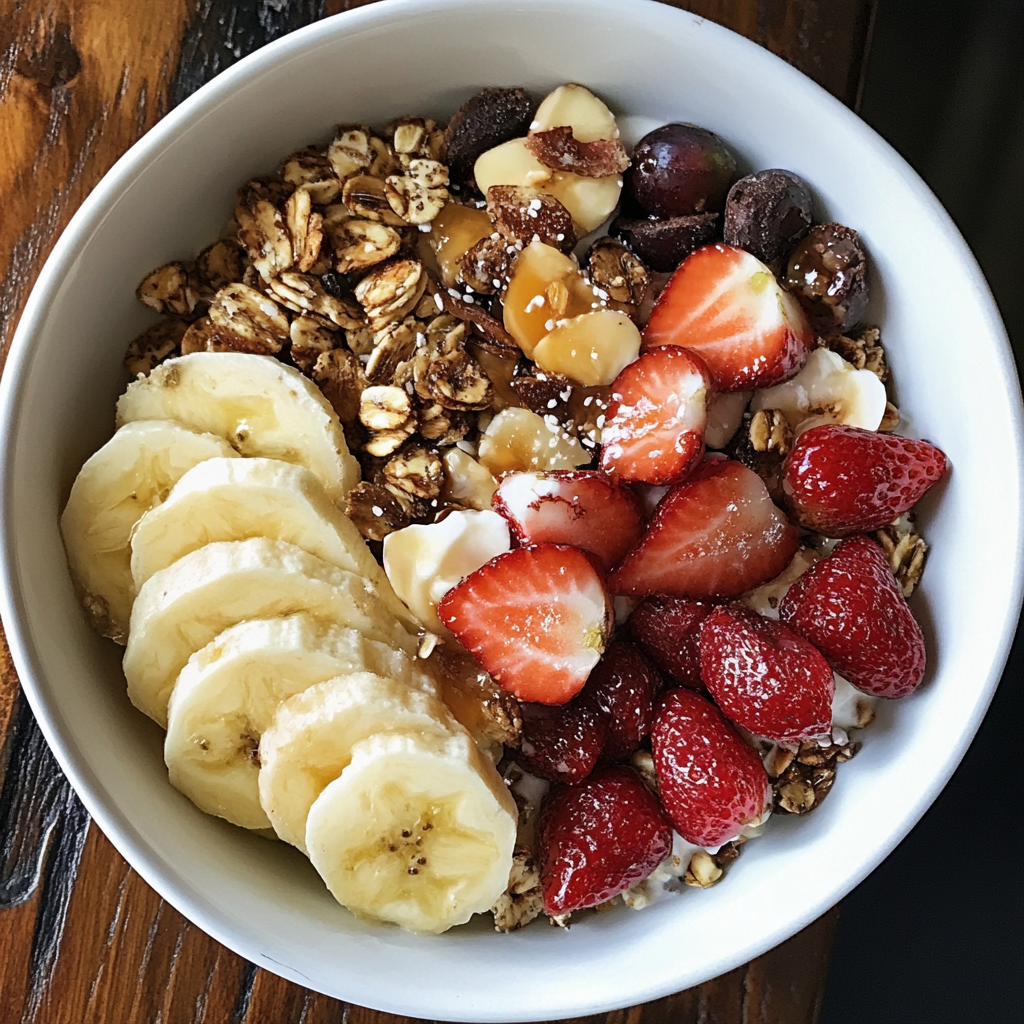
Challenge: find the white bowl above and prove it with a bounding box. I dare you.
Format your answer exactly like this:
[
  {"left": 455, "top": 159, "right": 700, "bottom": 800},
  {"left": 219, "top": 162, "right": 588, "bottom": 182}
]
[{"left": 1, "top": 0, "right": 1021, "bottom": 1018}]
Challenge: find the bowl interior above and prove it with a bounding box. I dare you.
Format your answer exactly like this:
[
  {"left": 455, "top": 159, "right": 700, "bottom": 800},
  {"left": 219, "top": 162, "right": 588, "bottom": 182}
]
[{"left": 1, "top": 0, "right": 1021, "bottom": 1019}]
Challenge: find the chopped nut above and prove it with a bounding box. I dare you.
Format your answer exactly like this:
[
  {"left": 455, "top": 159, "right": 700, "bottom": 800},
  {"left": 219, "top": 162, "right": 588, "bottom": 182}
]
[
  {"left": 824, "top": 324, "right": 888, "bottom": 383},
  {"left": 284, "top": 188, "right": 325, "bottom": 273},
  {"left": 683, "top": 850, "right": 723, "bottom": 888},
  {"left": 749, "top": 408, "right": 793, "bottom": 454},
  {"left": 124, "top": 318, "right": 188, "bottom": 376},
  {"left": 331, "top": 218, "right": 402, "bottom": 274},
  {"left": 365, "top": 319, "right": 420, "bottom": 384},
  {"left": 525, "top": 125, "right": 631, "bottom": 177},
  {"left": 195, "top": 239, "right": 246, "bottom": 297},
  {"left": 207, "top": 283, "right": 289, "bottom": 354},
  {"left": 383, "top": 445, "right": 444, "bottom": 502},
  {"left": 764, "top": 744, "right": 798, "bottom": 780},
  {"left": 136, "top": 262, "right": 201, "bottom": 317},
  {"left": 491, "top": 849, "right": 543, "bottom": 933},
  {"left": 875, "top": 520, "right": 929, "bottom": 597},
  {"left": 510, "top": 362, "right": 573, "bottom": 420},
  {"left": 360, "top": 385, "right": 415, "bottom": 431},
  {"left": 385, "top": 159, "right": 450, "bottom": 225},
  {"left": 878, "top": 401, "right": 901, "bottom": 432},
  {"left": 413, "top": 315, "right": 494, "bottom": 411},
  {"left": 311, "top": 348, "right": 367, "bottom": 422},
  {"left": 342, "top": 174, "right": 407, "bottom": 226},
  {"left": 354, "top": 259, "right": 428, "bottom": 329},
  {"left": 437, "top": 289, "right": 519, "bottom": 354},
  {"left": 772, "top": 739, "right": 853, "bottom": 815},
  {"left": 724, "top": 411, "right": 788, "bottom": 503},
  {"left": 586, "top": 237, "right": 649, "bottom": 316},
  {"left": 289, "top": 315, "right": 339, "bottom": 373},
  {"left": 486, "top": 185, "right": 576, "bottom": 252},
  {"left": 458, "top": 236, "right": 512, "bottom": 295},
  {"left": 267, "top": 272, "right": 363, "bottom": 328},
  {"left": 345, "top": 481, "right": 412, "bottom": 541}
]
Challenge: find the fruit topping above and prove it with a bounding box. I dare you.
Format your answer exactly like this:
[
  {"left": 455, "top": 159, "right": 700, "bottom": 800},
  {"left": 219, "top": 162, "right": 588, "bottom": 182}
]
[
  {"left": 723, "top": 169, "right": 813, "bottom": 267},
  {"left": 784, "top": 222, "right": 869, "bottom": 334},
  {"left": 518, "top": 694, "right": 608, "bottom": 784},
  {"left": 530, "top": 83, "right": 620, "bottom": 143},
  {"left": 538, "top": 765, "right": 672, "bottom": 915},
  {"left": 643, "top": 244, "right": 814, "bottom": 392},
  {"left": 609, "top": 459, "right": 799, "bottom": 600},
  {"left": 437, "top": 543, "right": 612, "bottom": 705},
  {"left": 698, "top": 605, "right": 834, "bottom": 743},
  {"left": 477, "top": 407, "right": 590, "bottom": 476},
  {"left": 492, "top": 470, "right": 644, "bottom": 572},
  {"left": 444, "top": 86, "right": 536, "bottom": 188},
  {"left": 532, "top": 309, "right": 642, "bottom": 387},
  {"left": 600, "top": 345, "right": 712, "bottom": 484},
  {"left": 610, "top": 210, "right": 718, "bottom": 273},
  {"left": 586, "top": 640, "right": 662, "bottom": 760},
  {"left": 779, "top": 535, "right": 927, "bottom": 699},
  {"left": 652, "top": 687, "right": 771, "bottom": 847},
  {"left": 623, "top": 123, "right": 736, "bottom": 218},
  {"left": 427, "top": 202, "right": 495, "bottom": 288},
  {"left": 627, "top": 596, "right": 715, "bottom": 687},
  {"left": 782, "top": 423, "right": 948, "bottom": 535}
]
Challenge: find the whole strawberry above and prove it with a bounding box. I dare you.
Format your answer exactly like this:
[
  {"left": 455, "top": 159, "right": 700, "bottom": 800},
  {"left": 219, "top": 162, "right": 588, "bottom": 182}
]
[
  {"left": 627, "top": 595, "right": 715, "bottom": 687},
  {"left": 587, "top": 641, "right": 663, "bottom": 761},
  {"left": 538, "top": 766, "right": 672, "bottom": 916},
  {"left": 652, "top": 688, "right": 770, "bottom": 847},
  {"left": 699, "top": 605, "right": 834, "bottom": 743},
  {"left": 519, "top": 697, "right": 609, "bottom": 785},
  {"left": 782, "top": 424, "right": 948, "bottom": 535},
  {"left": 779, "top": 535, "right": 926, "bottom": 698}
]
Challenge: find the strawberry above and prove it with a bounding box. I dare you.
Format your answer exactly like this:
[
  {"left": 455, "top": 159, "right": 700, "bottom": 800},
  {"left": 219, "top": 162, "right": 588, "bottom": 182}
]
[
  {"left": 652, "top": 687, "right": 771, "bottom": 847},
  {"left": 538, "top": 766, "right": 672, "bottom": 915},
  {"left": 698, "top": 605, "right": 834, "bottom": 742},
  {"left": 599, "top": 346, "right": 712, "bottom": 485},
  {"left": 519, "top": 696, "right": 609, "bottom": 784},
  {"left": 782, "top": 424, "right": 948, "bottom": 535},
  {"left": 779, "top": 534, "right": 926, "bottom": 698},
  {"left": 627, "top": 595, "right": 715, "bottom": 687},
  {"left": 437, "top": 543, "right": 611, "bottom": 705},
  {"left": 609, "top": 458, "right": 799, "bottom": 600},
  {"left": 642, "top": 244, "right": 813, "bottom": 391},
  {"left": 492, "top": 470, "right": 644, "bottom": 573},
  {"left": 587, "top": 641, "right": 663, "bottom": 761}
]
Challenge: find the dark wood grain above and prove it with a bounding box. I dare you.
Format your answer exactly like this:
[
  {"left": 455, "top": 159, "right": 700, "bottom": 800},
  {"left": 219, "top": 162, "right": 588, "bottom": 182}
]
[{"left": 0, "top": 1, "right": 872, "bottom": 1020}]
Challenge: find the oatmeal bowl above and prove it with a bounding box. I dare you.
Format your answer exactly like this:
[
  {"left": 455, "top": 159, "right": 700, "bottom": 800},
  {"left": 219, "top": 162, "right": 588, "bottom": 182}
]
[{"left": 1, "top": 0, "right": 1021, "bottom": 1018}]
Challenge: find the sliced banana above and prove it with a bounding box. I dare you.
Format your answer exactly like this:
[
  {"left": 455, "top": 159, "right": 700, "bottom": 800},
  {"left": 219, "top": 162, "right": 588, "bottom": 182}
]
[
  {"left": 124, "top": 537, "right": 417, "bottom": 727},
  {"left": 165, "top": 615, "right": 432, "bottom": 830},
  {"left": 258, "top": 671, "right": 458, "bottom": 852},
  {"left": 115, "top": 352, "right": 359, "bottom": 504},
  {"left": 129, "top": 456, "right": 419, "bottom": 631},
  {"left": 60, "top": 420, "right": 238, "bottom": 643},
  {"left": 304, "top": 730, "right": 517, "bottom": 933}
]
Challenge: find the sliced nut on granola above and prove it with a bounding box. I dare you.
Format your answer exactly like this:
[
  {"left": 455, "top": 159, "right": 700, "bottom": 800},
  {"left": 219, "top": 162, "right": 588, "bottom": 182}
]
[
  {"left": 124, "top": 319, "right": 188, "bottom": 376},
  {"left": 235, "top": 181, "right": 293, "bottom": 279},
  {"left": 345, "top": 480, "right": 412, "bottom": 541},
  {"left": 284, "top": 188, "right": 325, "bottom": 273},
  {"left": 289, "top": 315, "right": 339, "bottom": 373},
  {"left": 385, "top": 159, "right": 450, "bottom": 225},
  {"left": 486, "top": 185, "right": 576, "bottom": 252},
  {"left": 354, "top": 258, "right": 428, "bottom": 329},
  {"left": 413, "top": 316, "right": 493, "bottom": 411},
  {"left": 331, "top": 218, "right": 402, "bottom": 274},
  {"left": 342, "top": 174, "right": 407, "bottom": 226},
  {"left": 437, "top": 289, "right": 519, "bottom": 354},
  {"left": 586, "top": 237, "right": 649, "bottom": 316},
  {"left": 136, "top": 262, "right": 200, "bottom": 316},
  {"left": 365, "top": 318, "right": 420, "bottom": 384},
  {"left": 509, "top": 363, "right": 574, "bottom": 419},
  {"left": 772, "top": 739, "right": 854, "bottom": 814},
  {"left": 312, "top": 348, "right": 367, "bottom": 422},
  {"left": 876, "top": 519, "right": 928, "bottom": 597},
  {"left": 491, "top": 849, "right": 543, "bottom": 933},
  {"left": 267, "top": 272, "right": 363, "bottom": 328},
  {"left": 195, "top": 239, "right": 246, "bottom": 297},
  {"left": 525, "top": 125, "right": 630, "bottom": 178},
  {"left": 207, "top": 283, "right": 289, "bottom": 354},
  {"left": 458, "top": 236, "right": 512, "bottom": 295}
]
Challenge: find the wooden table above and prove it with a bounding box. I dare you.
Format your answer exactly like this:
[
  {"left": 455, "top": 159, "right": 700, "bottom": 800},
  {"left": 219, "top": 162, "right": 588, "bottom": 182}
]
[{"left": 0, "top": 2, "right": 875, "bottom": 1021}]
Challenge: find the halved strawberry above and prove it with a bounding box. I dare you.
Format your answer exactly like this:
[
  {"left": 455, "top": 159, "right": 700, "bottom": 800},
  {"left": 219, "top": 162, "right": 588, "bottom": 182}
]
[
  {"left": 492, "top": 471, "right": 644, "bottom": 573},
  {"left": 642, "top": 244, "right": 813, "bottom": 391},
  {"left": 609, "top": 458, "right": 799, "bottom": 600},
  {"left": 599, "top": 346, "right": 712, "bottom": 485},
  {"left": 437, "top": 544, "right": 612, "bottom": 705}
]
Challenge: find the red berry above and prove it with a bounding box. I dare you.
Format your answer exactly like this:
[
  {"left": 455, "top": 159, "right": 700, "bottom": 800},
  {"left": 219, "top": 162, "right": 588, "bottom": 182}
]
[
  {"left": 437, "top": 544, "right": 611, "bottom": 705},
  {"left": 492, "top": 470, "right": 644, "bottom": 573},
  {"left": 782, "top": 424, "right": 948, "bottom": 536},
  {"left": 518, "top": 696, "right": 609, "bottom": 784},
  {"left": 698, "top": 606, "right": 834, "bottom": 742},
  {"left": 538, "top": 766, "right": 672, "bottom": 915},
  {"left": 609, "top": 459, "right": 799, "bottom": 600},
  {"left": 600, "top": 346, "right": 712, "bottom": 485},
  {"left": 642, "top": 244, "right": 813, "bottom": 391},
  {"left": 779, "top": 535, "right": 926, "bottom": 699},
  {"left": 652, "top": 688, "right": 771, "bottom": 847},
  {"left": 627, "top": 595, "right": 714, "bottom": 687},
  {"left": 586, "top": 641, "right": 663, "bottom": 761}
]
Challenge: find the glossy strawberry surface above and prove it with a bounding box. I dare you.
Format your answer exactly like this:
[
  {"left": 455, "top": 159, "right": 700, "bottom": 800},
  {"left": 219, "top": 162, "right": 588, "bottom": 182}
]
[
  {"left": 627, "top": 595, "right": 715, "bottom": 687},
  {"left": 779, "top": 535, "right": 926, "bottom": 698},
  {"left": 609, "top": 459, "right": 799, "bottom": 599},
  {"left": 642, "top": 244, "right": 813, "bottom": 391},
  {"left": 519, "top": 696, "right": 609, "bottom": 784},
  {"left": 782, "top": 423, "right": 948, "bottom": 536},
  {"left": 652, "top": 687, "right": 771, "bottom": 847},
  {"left": 587, "top": 640, "right": 663, "bottom": 761},
  {"left": 538, "top": 766, "right": 672, "bottom": 915},
  {"left": 600, "top": 345, "right": 711, "bottom": 485},
  {"left": 698, "top": 605, "right": 834, "bottom": 742}
]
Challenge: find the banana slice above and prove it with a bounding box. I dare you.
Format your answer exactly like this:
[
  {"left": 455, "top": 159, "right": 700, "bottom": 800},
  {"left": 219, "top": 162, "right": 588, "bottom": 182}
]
[
  {"left": 130, "top": 457, "right": 419, "bottom": 631},
  {"left": 257, "top": 672, "right": 457, "bottom": 852},
  {"left": 60, "top": 420, "right": 238, "bottom": 643},
  {"left": 124, "top": 537, "right": 417, "bottom": 727},
  {"left": 304, "top": 730, "right": 517, "bottom": 934},
  {"left": 165, "top": 614, "right": 433, "bottom": 830},
  {"left": 115, "top": 352, "right": 359, "bottom": 504}
]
